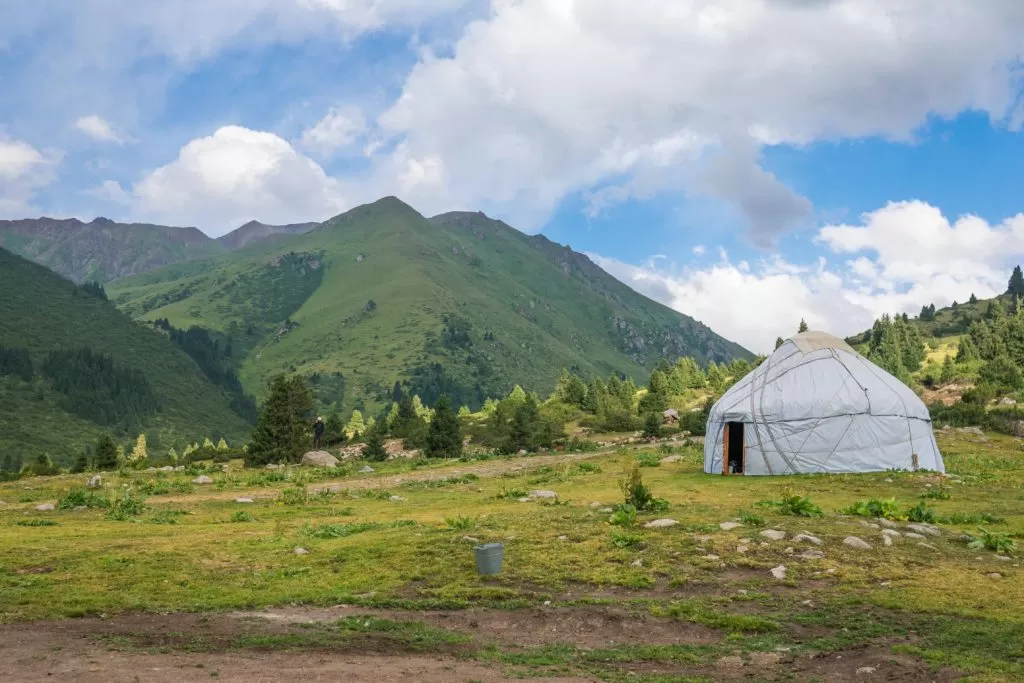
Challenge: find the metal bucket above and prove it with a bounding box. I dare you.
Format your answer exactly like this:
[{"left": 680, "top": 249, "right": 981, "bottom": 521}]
[{"left": 473, "top": 543, "right": 504, "bottom": 575}]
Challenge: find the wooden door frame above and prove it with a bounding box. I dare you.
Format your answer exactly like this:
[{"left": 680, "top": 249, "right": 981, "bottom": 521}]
[{"left": 723, "top": 422, "right": 746, "bottom": 475}]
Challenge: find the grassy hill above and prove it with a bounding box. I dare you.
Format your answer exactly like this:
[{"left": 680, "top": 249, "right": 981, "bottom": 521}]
[
  {"left": 108, "top": 197, "right": 750, "bottom": 415},
  {"left": 217, "top": 220, "right": 320, "bottom": 250},
  {"left": 0, "top": 248, "right": 252, "bottom": 465}
]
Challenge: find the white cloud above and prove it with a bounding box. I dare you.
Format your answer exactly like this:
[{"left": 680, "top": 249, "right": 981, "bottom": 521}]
[
  {"left": 132, "top": 125, "right": 348, "bottom": 235},
  {"left": 301, "top": 107, "right": 367, "bottom": 156},
  {"left": 73, "top": 115, "right": 126, "bottom": 144},
  {"left": 365, "top": 0, "right": 1024, "bottom": 238},
  {"left": 85, "top": 180, "right": 132, "bottom": 205},
  {"left": 0, "top": 136, "right": 59, "bottom": 217},
  {"left": 591, "top": 201, "right": 1024, "bottom": 354}
]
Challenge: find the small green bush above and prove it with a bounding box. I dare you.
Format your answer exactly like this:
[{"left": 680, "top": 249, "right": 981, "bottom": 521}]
[
  {"left": 966, "top": 528, "right": 1017, "bottom": 555},
  {"left": 15, "top": 519, "right": 58, "bottom": 527},
  {"left": 756, "top": 492, "right": 823, "bottom": 517},
  {"left": 621, "top": 461, "right": 669, "bottom": 512},
  {"left": 444, "top": 515, "right": 475, "bottom": 531},
  {"left": 841, "top": 497, "right": 902, "bottom": 520},
  {"left": 738, "top": 510, "right": 766, "bottom": 526},
  {"left": 58, "top": 488, "right": 107, "bottom": 510},
  {"left": 610, "top": 529, "right": 644, "bottom": 549},
  {"left": 609, "top": 504, "right": 638, "bottom": 527},
  {"left": 106, "top": 490, "right": 147, "bottom": 520},
  {"left": 906, "top": 501, "right": 936, "bottom": 523},
  {"left": 230, "top": 511, "right": 254, "bottom": 523}
]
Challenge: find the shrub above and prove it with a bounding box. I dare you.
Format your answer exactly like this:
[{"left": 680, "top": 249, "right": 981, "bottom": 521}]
[
  {"left": 906, "top": 501, "right": 937, "bottom": 523},
  {"left": 561, "top": 437, "right": 599, "bottom": 453},
  {"left": 230, "top": 511, "right": 254, "bottom": 523},
  {"left": 636, "top": 452, "right": 661, "bottom": 468},
  {"left": 148, "top": 509, "right": 186, "bottom": 524},
  {"left": 738, "top": 510, "right": 766, "bottom": 526},
  {"left": 922, "top": 486, "right": 951, "bottom": 500},
  {"left": 496, "top": 487, "right": 528, "bottom": 500},
  {"left": 642, "top": 412, "right": 662, "bottom": 438},
  {"left": 15, "top": 519, "right": 58, "bottom": 527},
  {"left": 620, "top": 461, "right": 669, "bottom": 513},
  {"left": 966, "top": 528, "right": 1017, "bottom": 555},
  {"left": 106, "top": 490, "right": 147, "bottom": 520},
  {"left": 444, "top": 515, "right": 475, "bottom": 531},
  {"left": 841, "top": 497, "right": 901, "bottom": 520},
  {"left": 58, "top": 487, "right": 107, "bottom": 510},
  {"left": 756, "top": 492, "right": 823, "bottom": 517},
  {"left": 610, "top": 529, "right": 644, "bottom": 549},
  {"left": 609, "top": 504, "right": 638, "bottom": 527}
]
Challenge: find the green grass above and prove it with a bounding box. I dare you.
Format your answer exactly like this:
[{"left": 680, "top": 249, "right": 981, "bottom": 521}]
[
  {"left": 108, "top": 198, "right": 750, "bottom": 413},
  {"left": 0, "top": 432, "right": 1022, "bottom": 679},
  {"left": 0, "top": 247, "right": 251, "bottom": 466}
]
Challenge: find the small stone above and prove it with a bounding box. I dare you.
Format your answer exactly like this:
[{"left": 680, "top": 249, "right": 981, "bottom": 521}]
[
  {"left": 906, "top": 523, "right": 940, "bottom": 537},
  {"left": 759, "top": 542, "right": 770, "bottom": 548},
  {"left": 589, "top": 502, "right": 603, "bottom": 508},
  {"left": 517, "top": 497, "right": 530, "bottom": 503},
  {"left": 517, "top": 449, "right": 528, "bottom": 455},
  {"left": 792, "top": 533, "right": 822, "bottom": 545},
  {"left": 174, "top": 466, "right": 185, "bottom": 471},
  {"left": 644, "top": 518, "right": 679, "bottom": 529},
  {"left": 843, "top": 536, "right": 872, "bottom": 550},
  {"left": 802, "top": 599, "right": 814, "bottom": 606},
  {"left": 528, "top": 490, "right": 558, "bottom": 499},
  {"left": 719, "top": 521, "right": 743, "bottom": 531},
  {"left": 917, "top": 542, "right": 939, "bottom": 550},
  {"left": 739, "top": 537, "right": 752, "bottom": 543},
  {"left": 799, "top": 550, "right": 825, "bottom": 560},
  {"left": 86, "top": 474, "right": 103, "bottom": 489},
  {"left": 265, "top": 463, "right": 281, "bottom": 470},
  {"left": 881, "top": 529, "right": 901, "bottom": 537},
  {"left": 389, "top": 495, "right": 406, "bottom": 501},
  {"left": 859, "top": 520, "right": 880, "bottom": 529},
  {"left": 159, "top": 466, "right": 174, "bottom": 472},
  {"left": 904, "top": 532, "right": 926, "bottom": 540},
  {"left": 883, "top": 536, "right": 893, "bottom": 547},
  {"left": 986, "top": 572, "right": 1002, "bottom": 579},
  {"left": 701, "top": 554, "right": 720, "bottom": 561},
  {"left": 770, "top": 565, "right": 787, "bottom": 579},
  {"left": 557, "top": 535, "right": 569, "bottom": 541},
  {"left": 235, "top": 497, "right": 254, "bottom": 504},
  {"left": 359, "top": 466, "right": 375, "bottom": 473},
  {"left": 631, "top": 559, "right": 644, "bottom": 567},
  {"left": 462, "top": 536, "right": 481, "bottom": 543},
  {"left": 660, "top": 455, "right": 683, "bottom": 463},
  {"left": 598, "top": 507, "right": 613, "bottom": 513},
  {"left": 995, "top": 555, "right": 1012, "bottom": 561},
  {"left": 736, "top": 545, "right": 750, "bottom": 553},
  {"left": 192, "top": 475, "right": 213, "bottom": 485},
  {"left": 293, "top": 547, "right": 310, "bottom": 555},
  {"left": 877, "top": 518, "right": 898, "bottom": 529},
  {"left": 34, "top": 503, "right": 55, "bottom": 511},
  {"left": 884, "top": 477, "right": 894, "bottom": 482},
  {"left": 760, "top": 529, "right": 786, "bottom": 541},
  {"left": 783, "top": 546, "right": 794, "bottom": 554},
  {"left": 856, "top": 667, "right": 877, "bottom": 675}
]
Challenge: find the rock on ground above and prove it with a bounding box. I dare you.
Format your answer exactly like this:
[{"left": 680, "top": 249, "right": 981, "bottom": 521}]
[
  {"left": 792, "top": 533, "right": 822, "bottom": 545},
  {"left": 86, "top": 475, "right": 102, "bottom": 489},
  {"left": 719, "top": 521, "right": 743, "bottom": 531},
  {"left": 300, "top": 451, "right": 339, "bottom": 468},
  {"left": 293, "top": 547, "right": 310, "bottom": 555},
  {"left": 843, "top": 536, "right": 872, "bottom": 550},
  {"left": 881, "top": 529, "right": 901, "bottom": 537},
  {"left": 799, "top": 550, "right": 825, "bottom": 560},
  {"left": 760, "top": 529, "right": 786, "bottom": 541},
  {"left": 528, "top": 490, "right": 558, "bottom": 499},
  {"left": 34, "top": 503, "right": 55, "bottom": 511},
  {"left": 660, "top": 455, "right": 683, "bottom": 463},
  {"left": 770, "top": 565, "right": 787, "bottom": 579},
  {"left": 904, "top": 532, "right": 926, "bottom": 540},
  {"left": 235, "top": 498, "right": 254, "bottom": 504},
  {"left": 192, "top": 475, "right": 213, "bottom": 485},
  {"left": 856, "top": 667, "right": 877, "bottom": 675},
  {"left": 906, "top": 523, "right": 941, "bottom": 537},
  {"left": 644, "top": 518, "right": 679, "bottom": 529},
  {"left": 359, "top": 466, "right": 375, "bottom": 473}
]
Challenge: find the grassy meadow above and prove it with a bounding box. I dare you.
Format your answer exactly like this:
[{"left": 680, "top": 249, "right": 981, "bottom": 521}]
[{"left": 0, "top": 431, "right": 1021, "bottom": 681}]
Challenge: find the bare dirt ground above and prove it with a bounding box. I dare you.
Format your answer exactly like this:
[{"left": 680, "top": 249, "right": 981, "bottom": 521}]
[{"left": 0, "top": 606, "right": 958, "bottom": 683}]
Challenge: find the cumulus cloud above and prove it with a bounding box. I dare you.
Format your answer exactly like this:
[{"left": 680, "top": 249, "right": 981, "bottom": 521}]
[
  {"left": 591, "top": 201, "right": 1024, "bottom": 353},
  {"left": 301, "top": 106, "right": 368, "bottom": 156},
  {"left": 0, "top": 136, "right": 59, "bottom": 217},
  {"left": 73, "top": 115, "right": 126, "bottom": 144},
  {"left": 132, "top": 126, "right": 348, "bottom": 235},
  {"left": 364, "top": 0, "right": 1024, "bottom": 236},
  {"left": 85, "top": 180, "right": 132, "bottom": 205}
]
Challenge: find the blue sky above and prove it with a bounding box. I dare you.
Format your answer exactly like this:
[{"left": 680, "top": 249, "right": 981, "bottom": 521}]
[{"left": 4, "top": 1, "right": 1024, "bottom": 352}]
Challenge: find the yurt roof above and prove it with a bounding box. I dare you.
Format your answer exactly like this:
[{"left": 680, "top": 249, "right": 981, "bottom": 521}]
[{"left": 788, "top": 330, "right": 856, "bottom": 355}]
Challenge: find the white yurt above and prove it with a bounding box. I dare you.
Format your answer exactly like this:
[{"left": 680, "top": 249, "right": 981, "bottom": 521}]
[{"left": 704, "top": 331, "right": 943, "bottom": 476}]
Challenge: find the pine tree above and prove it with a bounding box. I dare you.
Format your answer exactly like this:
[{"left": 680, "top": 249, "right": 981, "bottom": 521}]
[
  {"left": 168, "top": 447, "right": 179, "bottom": 463},
  {"left": 346, "top": 410, "right": 366, "bottom": 438},
  {"left": 774, "top": 337, "right": 784, "bottom": 350},
  {"left": 642, "top": 412, "right": 662, "bottom": 438},
  {"left": 129, "top": 434, "right": 148, "bottom": 464},
  {"left": 94, "top": 435, "right": 118, "bottom": 471},
  {"left": 217, "top": 438, "right": 229, "bottom": 450},
  {"left": 425, "top": 395, "right": 463, "bottom": 459},
  {"left": 361, "top": 424, "right": 388, "bottom": 461},
  {"left": 1008, "top": 265, "right": 1024, "bottom": 296},
  {"left": 458, "top": 405, "right": 471, "bottom": 418},
  {"left": 202, "top": 437, "right": 215, "bottom": 450},
  {"left": 115, "top": 445, "right": 125, "bottom": 467},
  {"left": 71, "top": 452, "right": 89, "bottom": 474},
  {"left": 245, "top": 374, "right": 314, "bottom": 466},
  {"left": 940, "top": 355, "right": 956, "bottom": 383},
  {"left": 504, "top": 394, "right": 540, "bottom": 454},
  {"left": 798, "top": 319, "right": 809, "bottom": 333},
  {"left": 969, "top": 293, "right": 978, "bottom": 304},
  {"left": 324, "top": 413, "right": 346, "bottom": 445},
  {"left": 1, "top": 454, "right": 11, "bottom": 472}
]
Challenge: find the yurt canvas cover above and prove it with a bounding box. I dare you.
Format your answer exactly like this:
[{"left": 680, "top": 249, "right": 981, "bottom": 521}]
[{"left": 704, "top": 331, "right": 943, "bottom": 475}]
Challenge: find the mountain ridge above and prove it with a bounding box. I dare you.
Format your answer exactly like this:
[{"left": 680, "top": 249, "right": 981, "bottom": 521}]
[{"left": 108, "top": 196, "right": 751, "bottom": 416}]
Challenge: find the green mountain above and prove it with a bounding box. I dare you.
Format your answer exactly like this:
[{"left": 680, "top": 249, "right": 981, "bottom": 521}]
[
  {"left": 217, "top": 220, "right": 320, "bottom": 250},
  {"left": 0, "top": 217, "right": 225, "bottom": 284},
  {"left": 0, "top": 247, "right": 252, "bottom": 466},
  {"left": 107, "top": 197, "right": 751, "bottom": 415}
]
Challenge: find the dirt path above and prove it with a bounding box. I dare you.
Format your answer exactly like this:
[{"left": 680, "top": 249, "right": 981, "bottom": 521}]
[
  {"left": 0, "top": 605, "right": 957, "bottom": 683},
  {"left": 162, "top": 449, "right": 624, "bottom": 504}
]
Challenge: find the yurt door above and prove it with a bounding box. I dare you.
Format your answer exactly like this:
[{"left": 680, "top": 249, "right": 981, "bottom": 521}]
[{"left": 724, "top": 422, "right": 745, "bottom": 475}]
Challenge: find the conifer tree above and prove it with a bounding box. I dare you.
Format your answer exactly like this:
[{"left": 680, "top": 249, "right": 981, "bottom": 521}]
[
  {"left": 1008, "top": 265, "right": 1024, "bottom": 296},
  {"left": 642, "top": 412, "right": 662, "bottom": 439},
  {"left": 94, "top": 435, "right": 118, "bottom": 471},
  {"left": 425, "top": 395, "right": 463, "bottom": 459},
  {"left": 71, "top": 452, "right": 89, "bottom": 474},
  {"left": 346, "top": 410, "right": 366, "bottom": 438},
  {"left": 361, "top": 424, "right": 388, "bottom": 461},
  {"left": 129, "top": 434, "right": 148, "bottom": 464},
  {"left": 246, "top": 374, "right": 314, "bottom": 466},
  {"left": 168, "top": 447, "right": 179, "bottom": 463},
  {"left": 969, "top": 293, "right": 978, "bottom": 304},
  {"left": 798, "top": 319, "right": 809, "bottom": 333},
  {"left": 775, "top": 337, "right": 784, "bottom": 350},
  {"left": 217, "top": 438, "right": 229, "bottom": 450}
]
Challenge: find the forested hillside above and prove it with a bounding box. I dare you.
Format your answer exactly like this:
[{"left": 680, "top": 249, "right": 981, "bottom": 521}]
[{"left": 0, "top": 248, "right": 252, "bottom": 467}]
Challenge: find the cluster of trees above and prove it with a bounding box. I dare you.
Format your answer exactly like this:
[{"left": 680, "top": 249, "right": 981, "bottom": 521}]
[
  {"left": 40, "top": 347, "right": 159, "bottom": 429},
  {"left": 0, "top": 345, "right": 33, "bottom": 382},
  {"left": 946, "top": 298, "right": 1024, "bottom": 401},
  {"left": 151, "top": 319, "right": 258, "bottom": 423},
  {"left": 865, "top": 314, "right": 927, "bottom": 383}
]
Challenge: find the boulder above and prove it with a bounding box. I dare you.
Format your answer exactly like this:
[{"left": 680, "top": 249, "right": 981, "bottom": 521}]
[
  {"left": 359, "top": 465, "right": 375, "bottom": 473},
  {"left": 881, "top": 529, "right": 901, "bottom": 537},
  {"left": 792, "top": 533, "right": 822, "bottom": 545},
  {"left": 719, "top": 521, "right": 743, "bottom": 531},
  {"left": 265, "top": 463, "right": 281, "bottom": 470},
  {"left": 904, "top": 532, "right": 926, "bottom": 540},
  {"left": 760, "top": 529, "right": 786, "bottom": 541},
  {"left": 300, "top": 451, "right": 339, "bottom": 468},
  {"left": 86, "top": 474, "right": 103, "bottom": 489},
  {"left": 192, "top": 475, "right": 213, "bottom": 485},
  {"left": 660, "top": 455, "right": 683, "bottom": 464},
  {"left": 843, "top": 536, "right": 872, "bottom": 550},
  {"left": 293, "top": 547, "right": 310, "bottom": 555},
  {"left": 644, "top": 518, "right": 679, "bottom": 529},
  {"left": 34, "top": 503, "right": 55, "bottom": 511},
  {"left": 799, "top": 549, "right": 825, "bottom": 560},
  {"left": 906, "top": 523, "right": 940, "bottom": 537},
  {"left": 528, "top": 490, "right": 558, "bottom": 499},
  {"left": 770, "top": 565, "right": 787, "bottom": 579}
]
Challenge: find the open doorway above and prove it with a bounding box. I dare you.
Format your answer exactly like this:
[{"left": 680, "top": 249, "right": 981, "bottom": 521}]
[{"left": 725, "top": 422, "right": 744, "bottom": 474}]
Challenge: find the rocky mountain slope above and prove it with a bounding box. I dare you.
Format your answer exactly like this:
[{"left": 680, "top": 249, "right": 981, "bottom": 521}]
[{"left": 217, "top": 220, "right": 320, "bottom": 251}]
